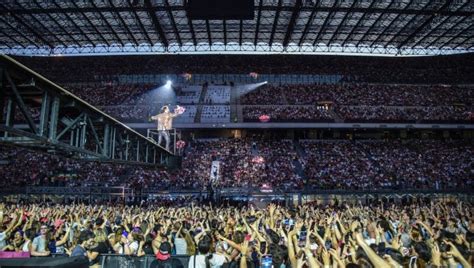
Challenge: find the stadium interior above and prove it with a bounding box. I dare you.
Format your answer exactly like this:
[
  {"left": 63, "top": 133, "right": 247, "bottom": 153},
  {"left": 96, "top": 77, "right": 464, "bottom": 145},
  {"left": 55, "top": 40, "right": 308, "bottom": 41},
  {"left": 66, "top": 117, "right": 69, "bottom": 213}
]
[{"left": 0, "top": 0, "right": 473, "bottom": 267}]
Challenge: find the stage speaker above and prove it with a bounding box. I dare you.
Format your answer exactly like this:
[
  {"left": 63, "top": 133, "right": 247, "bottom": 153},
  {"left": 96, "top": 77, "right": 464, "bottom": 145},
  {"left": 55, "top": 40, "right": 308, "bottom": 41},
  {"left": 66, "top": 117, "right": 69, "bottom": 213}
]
[
  {"left": 0, "top": 256, "right": 89, "bottom": 268},
  {"left": 186, "top": 0, "right": 254, "bottom": 20}
]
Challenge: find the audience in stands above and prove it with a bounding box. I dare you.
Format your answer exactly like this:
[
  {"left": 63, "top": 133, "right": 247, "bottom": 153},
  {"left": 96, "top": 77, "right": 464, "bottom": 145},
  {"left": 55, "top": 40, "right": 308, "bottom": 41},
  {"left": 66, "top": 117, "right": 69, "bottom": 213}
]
[
  {"left": 243, "top": 106, "right": 334, "bottom": 122},
  {"left": 15, "top": 53, "right": 474, "bottom": 84},
  {"left": 301, "top": 139, "right": 473, "bottom": 190},
  {"left": 334, "top": 106, "right": 473, "bottom": 123},
  {"left": 211, "top": 83, "right": 473, "bottom": 107},
  {"left": 10, "top": 83, "right": 467, "bottom": 124},
  {"left": 1, "top": 138, "right": 472, "bottom": 192}
]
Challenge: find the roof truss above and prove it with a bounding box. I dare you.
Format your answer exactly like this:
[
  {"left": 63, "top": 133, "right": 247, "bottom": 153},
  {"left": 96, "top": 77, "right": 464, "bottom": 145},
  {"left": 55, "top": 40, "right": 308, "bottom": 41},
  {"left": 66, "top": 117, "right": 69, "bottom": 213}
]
[{"left": 1, "top": 0, "right": 472, "bottom": 56}]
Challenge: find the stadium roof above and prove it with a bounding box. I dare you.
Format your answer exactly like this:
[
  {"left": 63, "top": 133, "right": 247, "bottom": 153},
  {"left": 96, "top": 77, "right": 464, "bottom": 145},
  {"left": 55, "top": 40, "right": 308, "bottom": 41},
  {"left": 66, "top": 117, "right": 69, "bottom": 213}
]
[{"left": 1, "top": 0, "right": 473, "bottom": 56}]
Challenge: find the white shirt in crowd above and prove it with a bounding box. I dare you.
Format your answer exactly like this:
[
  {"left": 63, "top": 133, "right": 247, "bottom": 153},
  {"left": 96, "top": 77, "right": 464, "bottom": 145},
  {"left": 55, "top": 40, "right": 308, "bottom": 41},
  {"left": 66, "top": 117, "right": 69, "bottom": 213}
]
[
  {"left": 174, "top": 237, "right": 188, "bottom": 255},
  {"left": 187, "top": 253, "right": 227, "bottom": 268},
  {"left": 0, "top": 232, "right": 6, "bottom": 249},
  {"left": 128, "top": 241, "right": 139, "bottom": 255}
]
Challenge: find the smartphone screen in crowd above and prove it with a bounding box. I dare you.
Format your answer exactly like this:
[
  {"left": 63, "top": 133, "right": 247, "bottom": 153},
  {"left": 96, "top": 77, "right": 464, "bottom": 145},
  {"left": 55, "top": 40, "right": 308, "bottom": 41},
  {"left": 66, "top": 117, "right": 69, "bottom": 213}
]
[
  {"left": 260, "top": 241, "right": 267, "bottom": 254},
  {"left": 261, "top": 254, "right": 273, "bottom": 268}
]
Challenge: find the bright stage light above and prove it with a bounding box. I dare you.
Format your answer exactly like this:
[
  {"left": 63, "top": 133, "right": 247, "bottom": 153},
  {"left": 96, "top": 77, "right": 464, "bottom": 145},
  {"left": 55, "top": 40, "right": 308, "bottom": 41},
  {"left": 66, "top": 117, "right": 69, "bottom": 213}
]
[
  {"left": 235, "top": 81, "right": 268, "bottom": 98},
  {"left": 165, "top": 80, "right": 172, "bottom": 87}
]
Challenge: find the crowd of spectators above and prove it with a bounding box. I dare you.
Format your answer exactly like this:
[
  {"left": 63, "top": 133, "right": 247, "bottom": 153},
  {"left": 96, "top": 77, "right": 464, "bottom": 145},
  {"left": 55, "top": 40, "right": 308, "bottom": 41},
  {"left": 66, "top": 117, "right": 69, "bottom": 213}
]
[
  {"left": 101, "top": 106, "right": 153, "bottom": 122},
  {"left": 8, "top": 80, "right": 467, "bottom": 124},
  {"left": 240, "top": 85, "right": 286, "bottom": 105},
  {"left": 1, "top": 137, "right": 472, "bottom": 193},
  {"left": 300, "top": 139, "right": 473, "bottom": 190},
  {"left": 0, "top": 145, "right": 126, "bottom": 189},
  {"left": 266, "top": 84, "right": 473, "bottom": 106},
  {"left": 334, "top": 106, "right": 473, "bottom": 123},
  {"left": 0, "top": 197, "right": 472, "bottom": 268},
  {"left": 65, "top": 84, "right": 153, "bottom": 107},
  {"left": 0, "top": 138, "right": 304, "bottom": 191},
  {"left": 14, "top": 53, "right": 474, "bottom": 84},
  {"left": 243, "top": 106, "right": 334, "bottom": 122},
  {"left": 24, "top": 82, "right": 467, "bottom": 124}
]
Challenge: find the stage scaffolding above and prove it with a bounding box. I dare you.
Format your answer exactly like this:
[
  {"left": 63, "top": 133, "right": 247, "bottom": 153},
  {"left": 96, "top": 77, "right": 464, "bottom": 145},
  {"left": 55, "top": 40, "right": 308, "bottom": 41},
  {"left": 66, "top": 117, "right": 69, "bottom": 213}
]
[{"left": 0, "top": 54, "right": 173, "bottom": 167}]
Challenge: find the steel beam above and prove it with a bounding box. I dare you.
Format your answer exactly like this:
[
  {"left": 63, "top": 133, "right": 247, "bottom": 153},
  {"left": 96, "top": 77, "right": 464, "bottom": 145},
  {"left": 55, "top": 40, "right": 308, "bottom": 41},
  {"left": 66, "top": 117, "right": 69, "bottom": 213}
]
[
  {"left": 111, "top": 127, "right": 116, "bottom": 158},
  {"left": 423, "top": 16, "right": 469, "bottom": 48},
  {"left": 354, "top": 0, "right": 395, "bottom": 47},
  {"left": 14, "top": 1, "right": 66, "bottom": 47},
  {"left": 187, "top": 17, "right": 197, "bottom": 46},
  {"left": 239, "top": 20, "right": 243, "bottom": 46},
  {"left": 327, "top": 0, "right": 358, "bottom": 45},
  {"left": 0, "top": 54, "right": 170, "bottom": 166},
  {"left": 313, "top": 0, "right": 340, "bottom": 46},
  {"left": 87, "top": 116, "right": 103, "bottom": 153},
  {"left": 70, "top": 1, "right": 110, "bottom": 46},
  {"left": 4, "top": 99, "right": 15, "bottom": 132},
  {"left": 439, "top": 24, "right": 472, "bottom": 49},
  {"left": 0, "top": 4, "right": 53, "bottom": 48},
  {"left": 410, "top": 15, "right": 452, "bottom": 48},
  {"left": 453, "top": 35, "right": 472, "bottom": 50},
  {"left": 283, "top": 0, "right": 302, "bottom": 47},
  {"left": 38, "top": 91, "right": 50, "bottom": 136},
  {"left": 2, "top": 6, "right": 471, "bottom": 17},
  {"left": 223, "top": 20, "right": 227, "bottom": 45},
  {"left": 0, "top": 30, "right": 26, "bottom": 49},
  {"left": 383, "top": 1, "right": 432, "bottom": 48},
  {"left": 254, "top": 0, "right": 264, "bottom": 46},
  {"left": 0, "top": 74, "right": 4, "bottom": 123},
  {"left": 48, "top": 96, "right": 59, "bottom": 141},
  {"left": 80, "top": 114, "right": 87, "bottom": 149},
  {"left": 103, "top": 124, "right": 110, "bottom": 157},
  {"left": 369, "top": 0, "right": 414, "bottom": 47},
  {"left": 341, "top": 0, "right": 377, "bottom": 47},
  {"left": 108, "top": 0, "right": 138, "bottom": 46},
  {"left": 269, "top": 0, "right": 283, "bottom": 45},
  {"left": 165, "top": 0, "right": 182, "bottom": 46},
  {"left": 136, "top": 140, "right": 140, "bottom": 162},
  {"left": 32, "top": 0, "right": 81, "bottom": 47},
  {"left": 128, "top": 0, "right": 153, "bottom": 45},
  {"left": 0, "top": 125, "right": 104, "bottom": 159},
  {"left": 298, "top": 0, "right": 320, "bottom": 46},
  {"left": 144, "top": 0, "right": 169, "bottom": 47},
  {"left": 125, "top": 134, "right": 130, "bottom": 161},
  {"left": 4, "top": 71, "right": 37, "bottom": 134},
  {"left": 397, "top": 1, "right": 453, "bottom": 49},
  {"left": 90, "top": 0, "right": 124, "bottom": 46},
  {"left": 56, "top": 113, "right": 85, "bottom": 140},
  {"left": 206, "top": 20, "right": 212, "bottom": 45},
  {"left": 52, "top": 0, "right": 94, "bottom": 46}
]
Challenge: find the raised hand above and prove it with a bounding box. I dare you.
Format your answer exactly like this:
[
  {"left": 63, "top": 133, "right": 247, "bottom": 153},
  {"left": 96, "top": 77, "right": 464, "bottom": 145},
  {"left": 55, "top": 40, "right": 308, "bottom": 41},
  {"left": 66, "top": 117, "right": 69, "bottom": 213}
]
[
  {"left": 322, "top": 248, "right": 331, "bottom": 266},
  {"left": 431, "top": 242, "right": 441, "bottom": 266}
]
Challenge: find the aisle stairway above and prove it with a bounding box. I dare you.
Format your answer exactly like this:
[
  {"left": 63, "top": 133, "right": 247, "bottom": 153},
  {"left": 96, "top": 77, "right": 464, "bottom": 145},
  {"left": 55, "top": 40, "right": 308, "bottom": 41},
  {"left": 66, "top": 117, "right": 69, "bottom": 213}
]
[
  {"left": 329, "top": 109, "right": 343, "bottom": 123},
  {"left": 230, "top": 85, "right": 239, "bottom": 123},
  {"left": 293, "top": 140, "right": 307, "bottom": 158},
  {"left": 292, "top": 158, "right": 306, "bottom": 181},
  {"left": 251, "top": 141, "right": 259, "bottom": 156},
  {"left": 292, "top": 140, "right": 307, "bottom": 182},
  {"left": 194, "top": 85, "right": 208, "bottom": 123}
]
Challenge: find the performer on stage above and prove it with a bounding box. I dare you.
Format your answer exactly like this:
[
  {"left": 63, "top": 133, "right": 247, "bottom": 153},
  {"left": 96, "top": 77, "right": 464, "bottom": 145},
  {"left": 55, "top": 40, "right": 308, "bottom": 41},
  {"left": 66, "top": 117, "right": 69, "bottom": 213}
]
[{"left": 151, "top": 105, "right": 185, "bottom": 151}]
